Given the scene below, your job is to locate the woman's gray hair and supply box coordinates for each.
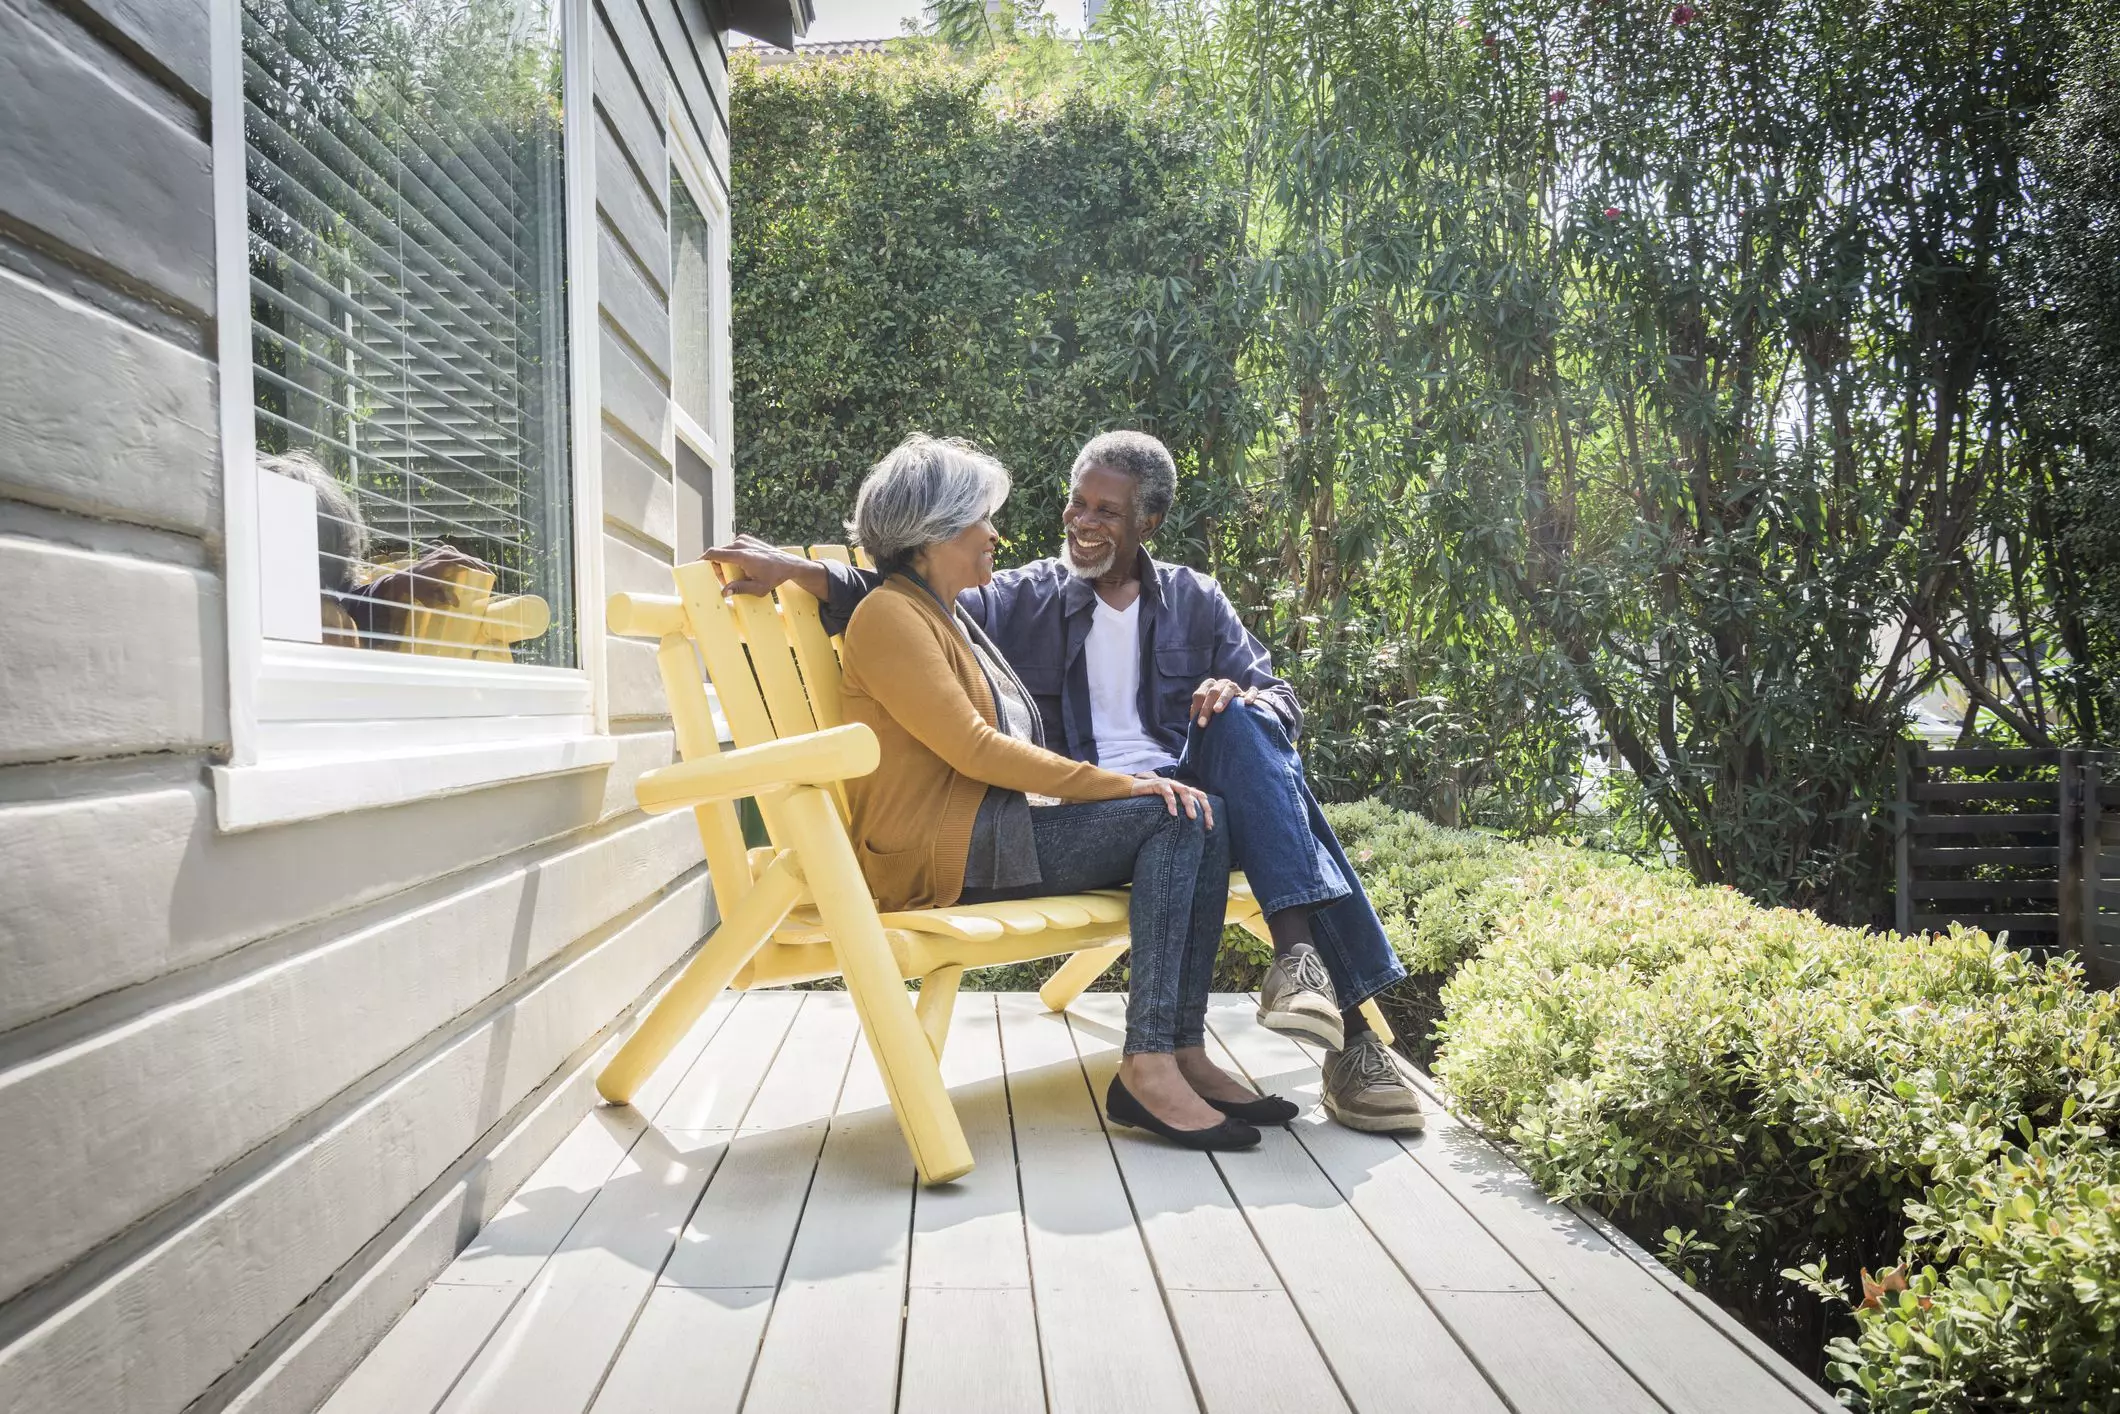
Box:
[261,450,367,593]
[1071,430,1177,522]
[850,434,1011,573]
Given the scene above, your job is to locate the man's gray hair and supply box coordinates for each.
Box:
[850,433,1012,573]
[1070,430,1177,522]
[262,450,366,593]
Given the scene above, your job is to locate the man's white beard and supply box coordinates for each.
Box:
[1064,538,1117,579]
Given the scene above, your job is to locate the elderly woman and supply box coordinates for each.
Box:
[839,434,1288,1150]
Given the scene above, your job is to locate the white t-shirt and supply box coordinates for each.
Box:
[1086,595,1178,775]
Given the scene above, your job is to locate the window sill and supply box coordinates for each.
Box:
[212,733,619,832]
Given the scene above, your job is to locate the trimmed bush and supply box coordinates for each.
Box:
[1813,1121,2120,1411]
[1327,803,2120,1401]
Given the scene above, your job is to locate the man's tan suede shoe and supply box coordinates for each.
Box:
[1256,946,1343,1050]
[1321,1035,1427,1133]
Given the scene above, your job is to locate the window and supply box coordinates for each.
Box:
[667,128,732,558]
[243,0,575,663]
[670,178,717,438]
[212,0,610,830]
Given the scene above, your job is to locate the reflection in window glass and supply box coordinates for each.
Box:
[670,175,716,435]
[244,0,574,665]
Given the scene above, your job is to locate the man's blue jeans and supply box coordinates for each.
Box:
[1167,704,1405,1007]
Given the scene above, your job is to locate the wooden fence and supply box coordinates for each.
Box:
[1895,746,2120,987]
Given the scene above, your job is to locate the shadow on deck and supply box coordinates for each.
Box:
[318,992,1834,1414]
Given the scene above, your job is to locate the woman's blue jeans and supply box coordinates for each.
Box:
[1167,704,1406,1006]
[957,795,1229,1054]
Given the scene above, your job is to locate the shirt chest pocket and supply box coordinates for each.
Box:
[1153,644,1214,718]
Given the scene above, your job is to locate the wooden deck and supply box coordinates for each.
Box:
[320,992,1833,1414]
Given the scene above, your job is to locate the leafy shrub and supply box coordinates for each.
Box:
[1810,1118,2120,1412]
[1388,808,2120,1387]
[1322,802,1648,1063]
[1314,802,2120,1396]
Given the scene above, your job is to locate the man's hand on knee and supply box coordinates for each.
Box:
[1189,677,1260,728]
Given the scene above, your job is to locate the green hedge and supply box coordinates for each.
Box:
[1329,803,2120,1406]
[729,52,1250,559]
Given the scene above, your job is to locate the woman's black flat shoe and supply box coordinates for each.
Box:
[1204,1091,1301,1126]
[1106,1076,1262,1151]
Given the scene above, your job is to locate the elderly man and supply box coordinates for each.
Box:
[707,431,1424,1132]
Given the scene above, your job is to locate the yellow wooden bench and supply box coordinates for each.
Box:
[597,546,1387,1183]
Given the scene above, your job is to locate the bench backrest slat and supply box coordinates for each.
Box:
[655,627,754,918]
[728,592,821,741]
[777,583,844,730]
[674,562,778,750]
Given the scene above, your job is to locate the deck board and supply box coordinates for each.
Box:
[1395,1096,1820,1414]
[324,993,1832,1414]
[319,991,767,1414]
[590,994,859,1414]
[1067,997,1349,1414]
[740,1026,915,1414]
[433,991,803,1414]
[900,995,1044,1413]
[999,993,1199,1414]
[1204,999,1663,1414]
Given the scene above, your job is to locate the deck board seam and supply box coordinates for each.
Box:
[994,997,1057,1414]
[1560,1200,1843,1414]
[1266,1021,1692,1414]
[1199,1003,1535,1414]
[1058,1010,1223,1414]
[411,990,757,1414]
[1380,1120,1689,1413]
[1283,1027,1682,1411]
[890,1069,919,1414]
[1263,1021,1679,1407]
[578,992,811,1414]
[1203,1148,1368,1413]
[720,995,857,1414]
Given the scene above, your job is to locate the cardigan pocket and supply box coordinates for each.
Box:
[854,838,931,910]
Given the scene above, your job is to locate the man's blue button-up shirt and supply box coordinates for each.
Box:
[819,549,1302,767]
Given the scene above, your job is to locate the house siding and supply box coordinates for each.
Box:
[0,0,732,1410]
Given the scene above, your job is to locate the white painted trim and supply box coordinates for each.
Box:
[666,111,735,544]
[254,643,596,722]
[565,0,608,734]
[210,0,262,768]
[212,734,619,833]
[671,403,716,465]
[206,0,612,824]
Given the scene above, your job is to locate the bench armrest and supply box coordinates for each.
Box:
[607,592,685,638]
[634,723,879,813]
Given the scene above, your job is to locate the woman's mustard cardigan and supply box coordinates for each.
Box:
[840,575,1136,910]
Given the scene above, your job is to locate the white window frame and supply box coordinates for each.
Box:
[208,0,611,832]
[665,108,735,546]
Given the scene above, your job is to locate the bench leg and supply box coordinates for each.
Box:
[1234,913,1397,1047]
[1038,942,1129,1013]
[598,850,805,1105]
[915,964,962,1059]
[780,788,974,1185]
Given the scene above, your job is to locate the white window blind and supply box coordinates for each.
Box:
[242,0,575,666]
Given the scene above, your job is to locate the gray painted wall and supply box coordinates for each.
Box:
[0,0,732,1408]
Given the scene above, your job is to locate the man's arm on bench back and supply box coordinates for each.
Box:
[700,537,882,633]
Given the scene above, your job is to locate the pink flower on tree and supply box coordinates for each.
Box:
[1548,87,1568,105]
[1671,2,1698,23]
[1603,205,1623,218]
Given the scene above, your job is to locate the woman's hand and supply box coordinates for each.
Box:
[1132,774,1214,829]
